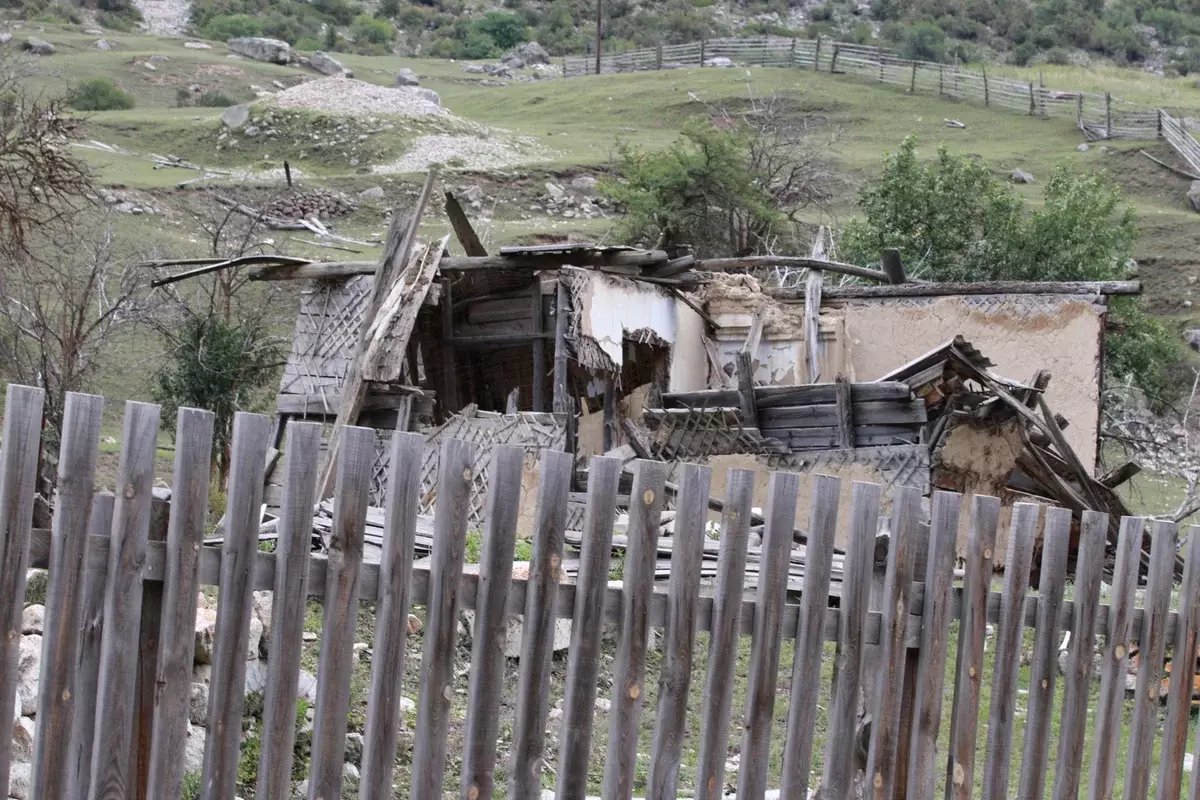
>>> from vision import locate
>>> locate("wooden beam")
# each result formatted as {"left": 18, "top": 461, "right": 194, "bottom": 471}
{"left": 835, "top": 375, "right": 854, "bottom": 449}
{"left": 441, "top": 251, "right": 669, "bottom": 271}
{"left": 440, "top": 278, "right": 459, "bottom": 414}
{"left": 645, "top": 254, "right": 696, "bottom": 279}
{"left": 275, "top": 392, "right": 420, "bottom": 416}
{"left": 1100, "top": 461, "right": 1141, "bottom": 489}
{"left": 532, "top": 280, "right": 546, "bottom": 412}
{"left": 735, "top": 351, "right": 759, "bottom": 430}
{"left": 662, "top": 381, "right": 912, "bottom": 409}
{"left": 769, "top": 280, "right": 1142, "bottom": 301}
{"left": 446, "top": 333, "right": 554, "bottom": 348}
{"left": 697, "top": 255, "right": 892, "bottom": 283}
{"left": 444, "top": 191, "right": 488, "bottom": 257}
{"left": 880, "top": 249, "right": 906, "bottom": 284}
{"left": 552, "top": 280, "right": 571, "bottom": 413}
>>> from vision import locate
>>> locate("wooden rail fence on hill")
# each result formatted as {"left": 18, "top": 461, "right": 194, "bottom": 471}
{"left": 3, "top": 382, "right": 1200, "bottom": 799}
{"left": 562, "top": 35, "right": 1200, "bottom": 176}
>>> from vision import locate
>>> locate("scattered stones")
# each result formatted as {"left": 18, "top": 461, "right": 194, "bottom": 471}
{"left": 243, "top": 125, "right": 259, "bottom": 138}
{"left": 184, "top": 41, "right": 212, "bottom": 49}
{"left": 413, "top": 87, "right": 441, "bottom": 107}
{"left": 21, "top": 605, "right": 43, "bottom": 635}
{"left": 359, "top": 186, "right": 385, "bottom": 201}
{"left": 395, "top": 67, "right": 420, "bottom": 86}
{"left": 221, "top": 103, "right": 251, "bottom": 130}
{"left": 1011, "top": 168, "right": 1036, "bottom": 184}
{"left": 22, "top": 37, "right": 55, "bottom": 55}
{"left": 310, "top": 50, "right": 352, "bottom": 78}
{"left": 268, "top": 77, "right": 445, "bottom": 118}
{"left": 227, "top": 37, "right": 291, "bottom": 64}
{"left": 95, "top": 38, "right": 111, "bottom": 50}
{"left": 263, "top": 188, "right": 358, "bottom": 220}
{"left": 1189, "top": 180, "right": 1200, "bottom": 213}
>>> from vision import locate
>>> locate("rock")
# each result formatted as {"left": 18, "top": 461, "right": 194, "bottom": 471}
{"left": 9, "top": 761, "right": 31, "bottom": 800}
{"left": 545, "top": 182, "right": 566, "bottom": 202}
{"left": 1189, "top": 180, "right": 1200, "bottom": 213}
{"left": 193, "top": 663, "right": 211, "bottom": 685}
{"left": 302, "top": 630, "right": 318, "bottom": 642}
{"left": 595, "top": 697, "right": 611, "bottom": 713}
{"left": 353, "top": 642, "right": 370, "bottom": 660}
{"left": 189, "top": 682, "right": 208, "bottom": 725}
{"left": 0, "top": 32, "right": 11, "bottom": 44}
{"left": 21, "top": 605, "right": 43, "bottom": 635}
{"left": 148, "top": 54, "right": 170, "bottom": 62}
{"left": 343, "top": 762, "right": 360, "bottom": 786}
{"left": 1185, "top": 330, "right": 1200, "bottom": 352}
{"left": 84, "top": 28, "right": 103, "bottom": 35}
{"left": 243, "top": 125, "right": 259, "bottom": 138}
{"left": 310, "top": 50, "right": 351, "bottom": 77}
{"left": 95, "top": 38, "right": 111, "bottom": 50}
{"left": 296, "top": 668, "right": 318, "bottom": 702}
{"left": 22, "top": 38, "right": 55, "bottom": 55}
{"left": 24, "top": 570, "right": 47, "bottom": 606}
{"left": 413, "top": 87, "right": 440, "bottom": 106}
{"left": 571, "top": 175, "right": 598, "bottom": 193}
{"left": 463, "top": 64, "right": 485, "bottom": 74}
{"left": 395, "top": 67, "right": 420, "bottom": 86}
{"left": 1011, "top": 168, "right": 1035, "bottom": 184}
{"left": 17, "top": 635, "right": 40, "bottom": 716}
{"left": 399, "top": 696, "right": 416, "bottom": 716}
{"left": 705, "top": 56, "right": 733, "bottom": 67}
{"left": 184, "top": 41, "right": 212, "bottom": 49}
{"left": 227, "top": 37, "right": 291, "bottom": 64}
{"left": 243, "top": 658, "right": 268, "bottom": 696}
{"left": 221, "top": 103, "right": 250, "bottom": 130}
{"left": 252, "top": 590, "right": 272, "bottom": 652}
{"left": 142, "top": 61, "right": 156, "bottom": 71}
{"left": 1186, "top": 300, "right": 1194, "bottom": 309}
{"left": 1077, "top": 143, "right": 1089, "bottom": 151}
{"left": 407, "top": 613, "right": 423, "bottom": 634}
{"left": 184, "top": 722, "right": 206, "bottom": 774}
{"left": 359, "top": 186, "right": 385, "bottom": 201}
{"left": 345, "top": 732, "right": 365, "bottom": 765}
{"left": 194, "top": 605, "right": 217, "bottom": 664}
{"left": 11, "top": 716, "right": 34, "bottom": 762}
{"left": 503, "top": 41, "right": 550, "bottom": 66}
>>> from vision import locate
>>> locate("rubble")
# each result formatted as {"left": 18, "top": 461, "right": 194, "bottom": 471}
{"left": 266, "top": 77, "right": 446, "bottom": 118}
{"left": 262, "top": 188, "right": 359, "bottom": 220}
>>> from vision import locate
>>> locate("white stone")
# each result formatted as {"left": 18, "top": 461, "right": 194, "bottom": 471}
{"left": 184, "top": 722, "right": 206, "bottom": 774}
{"left": 9, "top": 761, "right": 31, "bottom": 799}
{"left": 395, "top": 67, "right": 420, "bottom": 86}
{"left": 184, "top": 41, "right": 212, "bottom": 49}
{"left": 221, "top": 103, "right": 251, "bottom": 131}
{"left": 11, "top": 716, "right": 34, "bottom": 762}
{"left": 705, "top": 56, "right": 733, "bottom": 67}
{"left": 345, "top": 731, "right": 365, "bottom": 765}
{"left": 1077, "top": 143, "right": 1089, "bottom": 151}
{"left": 545, "top": 182, "right": 566, "bottom": 202}
{"left": 227, "top": 37, "right": 291, "bottom": 64}
{"left": 189, "top": 682, "right": 208, "bottom": 725}
{"left": 21, "top": 605, "right": 44, "bottom": 635}
{"left": 1011, "top": 168, "right": 1035, "bottom": 184}
{"left": 359, "top": 186, "right": 385, "bottom": 201}
{"left": 594, "top": 697, "right": 611, "bottom": 712}
{"left": 95, "top": 38, "right": 111, "bottom": 50}
{"left": 571, "top": 175, "right": 598, "bottom": 193}
{"left": 310, "top": 50, "right": 351, "bottom": 78}
{"left": 194, "top": 605, "right": 217, "bottom": 664}
{"left": 252, "top": 591, "right": 272, "bottom": 653}
{"left": 17, "top": 634, "right": 40, "bottom": 716}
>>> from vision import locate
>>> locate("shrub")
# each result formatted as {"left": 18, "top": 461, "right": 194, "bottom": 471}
{"left": 350, "top": 13, "right": 394, "bottom": 45}
{"left": 471, "top": 10, "right": 526, "bottom": 50}
{"left": 376, "top": 0, "right": 401, "bottom": 19}
{"left": 196, "top": 90, "right": 236, "bottom": 106}
{"left": 461, "top": 26, "right": 498, "bottom": 57}
{"left": 1045, "top": 45, "right": 1073, "bottom": 65}
{"left": 899, "top": 21, "right": 947, "bottom": 62}
{"left": 1011, "top": 40, "right": 1037, "bottom": 66}
{"left": 851, "top": 22, "right": 875, "bottom": 44}
{"left": 201, "top": 12, "right": 264, "bottom": 39}
{"left": 68, "top": 77, "right": 135, "bottom": 111}
{"left": 295, "top": 35, "right": 323, "bottom": 50}
{"left": 810, "top": 2, "right": 833, "bottom": 21}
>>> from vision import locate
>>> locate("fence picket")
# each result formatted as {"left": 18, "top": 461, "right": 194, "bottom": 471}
{"left": 781, "top": 474, "right": 841, "bottom": 798}
{"left": 981, "top": 502, "right": 1039, "bottom": 800}
{"left": 1124, "top": 519, "right": 1178, "bottom": 800}
{"left": 458, "top": 445, "right": 523, "bottom": 800}
{"left": 905, "top": 490, "right": 962, "bottom": 800}
{"left": 256, "top": 421, "right": 323, "bottom": 800}
{"left": 556, "top": 456, "right": 623, "bottom": 800}
{"left": 1017, "top": 506, "right": 1070, "bottom": 800}
{"left": 820, "top": 481, "right": 881, "bottom": 800}
{"left": 509, "top": 449, "right": 573, "bottom": 796}
{"left": 30, "top": 393, "right": 104, "bottom": 800}
{"left": 865, "top": 484, "right": 920, "bottom": 800}
{"left": 946, "top": 494, "right": 1000, "bottom": 800}
{"left": 200, "top": 412, "right": 272, "bottom": 800}
{"left": 307, "top": 425, "right": 375, "bottom": 799}
{"left": 1052, "top": 510, "right": 1108, "bottom": 800}
{"left": 1160, "top": 526, "right": 1200, "bottom": 800}
{"left": 0, "top": 385, "right": 44, "bottom": 800}
{"left": 410, "top": 437, "right": 477, "bottom": 797}
{"left": 88, "top": 401, "right": 161, "bottom": 800}
{"left": 145, "top": 408, "right": 216, "bottom": 800}
{"left": 647, "top": 463, "right": 712, "bottom": 800}
{"left": 602, "top": 459, "right": 669, "bottom": 800}
{"left": 1088, "top": 516, "right": 1144, "bottom": 800}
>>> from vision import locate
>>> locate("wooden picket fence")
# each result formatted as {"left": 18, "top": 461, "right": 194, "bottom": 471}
{"left": 2, "top": 382, "right": 1200, "bottom": 799}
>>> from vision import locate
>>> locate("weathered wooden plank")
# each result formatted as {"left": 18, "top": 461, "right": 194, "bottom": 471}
{"left": 662, "top": 382, "right": 913, "bottom": 411}
{"left": 459, "top": 445, "right": 524, "bottom": 800}
{"left": 199, "top": 412, "right": 271, "bottom": 800}
{"left": 782, "top": 474, "right": 841, "bottom": 798}
{"left": 757, "top": 399, "right": 926, "bottom": 429}
{"left": 444, "top": 190, "right": 487, "bottom": 257}
{"left": 893, "top": 519, "right": 929, "bottom": 800}
{"left": 88, "top": 401, "right": 162, "bottom": 800}
{"left": 29, "top": 393, "right": 103, "bottom": 800}
{"left": 834, "top": 377, "right": 853, "bottom": 448}
{"left": 819, "top": 481, "right": 881, "bottom": 800}
{"left": 0, "top": 385, "right": 44, "bottom": 800}
{"left": 980, "top": 502, "right": 1039, "bottom": 800}
{"left": 736, "top": 351, "right": 759, "bottom": 429}
{"left": 647, "top": 463, "right": 712, "bottom": 800}
{"left": 767, "top": 279, "right": 1141, "bottom": 301}
{"left": 1159, "top": 525, "right": 1200, "bottom": 800}
{"left": 738, "top": 470, "right": 802, "bottom": 800}
{"left": 129, "top": 485, "right": 170, "bottom": 800}
{"left": 69, "top": 493, "right": 115, "bottom": 800}
{"left": 509, "top": 449, "right": 573, "bottom": 796}
{"left": 307, "top": 425, "right": 374, "bottom": 800}
{"left": 865, "top": 484, "right": 920, "bottom": 800}
{"left": 905, "top": 490, "right": 962, "bottom": 800}
{"left": 1124, "top": 519, "right": 1177, "bottom": 800}
{"left": 1087, "top": 516, "right": 1143, "bottom": 800}
{"left": 555, "top": 456, "right": 623, "bottom": 800}
{"left": 255, "top": 421, "right": 323, "bottom": 800}
{"left": 410, "top": 438, "right": 477, "bottom": 797}
{"left": 1017, "top": 506, "right": 1070, "bottom": 800}
{"left": 1052, "top": 510, "right": 1108, "bottom": 800}
{"left": 145, "top": 409, "right": 215, "bottom": 800}
{"left": 603, "top": 460, "right": 669, "bottom": 800}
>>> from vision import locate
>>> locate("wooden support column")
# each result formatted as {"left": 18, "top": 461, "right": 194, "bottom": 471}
{"left": 881, "top": 249, "right": 906, "bottom": 285}
{"left": 552, "top": 279, "right": 570, "bottom": 414}
{"left": 602, "top": 377, "right": 617, "bottom": 452}
{"left": 804, "top": 229, "right": 828, "bottom": 383}
{"left": 532, "top": 280, "right": 546, "bottom": 412}
{"left": 129, "top": 494, "right": 171, "bottom": 800}
{"left": 440, "top": 278, "right": 459, "bottom": 415}
{"left": 735, "top": 351, "right": 759, "bottom": 430}
{"left": 835, "top": 375, "right": 854, "bottom": 450}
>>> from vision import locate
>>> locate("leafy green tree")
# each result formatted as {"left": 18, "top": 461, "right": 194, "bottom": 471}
{"left": 899, "top": 20, "right": 947, "bottom": 62}
{"left": 470, "top": 10, "right": 525, "bottom": 50}
{"left": 351, "top": 12, "right": 395, "bottom": 46}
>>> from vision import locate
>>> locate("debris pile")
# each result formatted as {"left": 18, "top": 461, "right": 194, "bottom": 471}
{"left": 263, "top": 188, "right": 359, "bottom": 220}
{"left": 267, "top": 77, "right": 446, "bottom": 118}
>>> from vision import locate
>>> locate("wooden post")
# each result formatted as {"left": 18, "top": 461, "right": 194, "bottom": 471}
{"left": 1106, "top": 92, "right": 1113, "bottom": 139}
{"left": 813, "top": 35, "right": 820, "bottom": 71}
{"left": 831, "top": 43, "right": 840, "bottom": 72}
{"left": 834, "top": 375, "right": 853, "bottom": 449}
{"left": 531, "top": 280, "right": 545, "bottom": 412}
{"left": 602, "top": 376, "right": 617, "bottom": 452}
{"left": 881, "top": 249, "right": 905, "bottom": 284}
{"left": 789, "top": 37, "right": 796, "bottom": 65}
{"left": 938, "top": 64, "right": 944, "bottom": 96}
{"left": 594, "top": 0, "right": 602, "bottom": 76}
{"left": 1157, "top": 108, "right": 1164, "bottom": 138}
{"left": 878, "top": 46, "right": 884, "bottom": 82}
{"left": 699, "top": 38, "right": 706, "bottom": 67}
{"left": 910, "top": 61, "right": 917, "bottom": 93}
{"left": 804, "top": 229, "right": 827, "bottom": 383}
{"left": 552, "top": 279, "right": 570, "bottom": 413}
{"left": 735, "top": 351, "right": 759, "bottom": 429}
{"left": 1029, "top": 81, "right": 1036, "bottom": 115}
{"left": 1077, "top": 93, "right": 1084, "bottom": 126}
{"left": 893, "top": 520, "right": 930, "bottom": 800}
{"left": 982, "top": 64, "right": 989, "bottom": 106}
{"left": 283, "top": 160, "right": 292, "bottom": 187}
{"left": 440, "top": 278, "right": 458, "bottom": 415}
{"left": 656, "top": 39, "right": 662, "bottom": 69}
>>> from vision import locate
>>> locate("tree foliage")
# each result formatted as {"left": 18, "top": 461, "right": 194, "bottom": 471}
{"left": 68, "top": 77, "right": 136, "bottom": 111}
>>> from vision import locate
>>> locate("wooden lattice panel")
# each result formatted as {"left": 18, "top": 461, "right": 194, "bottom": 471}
{"left": 279, "top": 275, "right": 374, "bottom": 397}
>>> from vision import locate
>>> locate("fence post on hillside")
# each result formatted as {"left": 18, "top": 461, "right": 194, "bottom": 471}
{"left": 700, "top": 38, "right": 706, "bottom": 67}
{"left": 1029, "top": 81, "right": 1035, "bottom": 115}
{"left": 1077, "top": 93, "right": 1084, "bottom": 125}
{"left": 789, "top": 37, "right": 796, "bottom": 66}
{"left": 831, "top": 43, "right": 840, "bottom": 72}
{"left": 910, "top": 61, "right": 917, "bottom": 93}
{"left": 1157, "top": 108, "right": 1164, "bottom": 137}
{"left": 656, "top": 39, "right": 662, "bottom": 70}
{"left": 982, "top": 64, "right": 989, "bottom": 106}
{"left": 562, "top": 56, "right": 567, "bottom": 78}
{"left": 813, "top": 35, "right": 821, "bottom": 70}
{"left": 938, "top": 64, "right": 944, "bottom": 96}
{"left": 1105, "top": 92, "right": 1113, "bottom": 138}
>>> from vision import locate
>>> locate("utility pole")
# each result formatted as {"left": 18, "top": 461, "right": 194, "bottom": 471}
{"left": 594, "top": 0, "right": 602, "bottom": 76}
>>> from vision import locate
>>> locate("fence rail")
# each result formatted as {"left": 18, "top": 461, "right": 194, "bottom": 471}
{"left": 563, "top": 35, "right": 1200, "bottom": 175}
{"left": 4, "top": 383, "right": 1200, "bottom": 799}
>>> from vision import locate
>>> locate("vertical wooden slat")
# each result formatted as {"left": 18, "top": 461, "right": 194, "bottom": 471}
{"left": 459, "top": 445, "right": 524, "bottom": 800}
{"left": 695, "top": 468, "right": 755, "bottom": 800}
{"left": 737, "top": 470, "right": 802, "bottom": 800}
{"left": 865, "top": 484, "right": 920, "bottom": 800}
{"left": 602, "top": 459, "right": 669, "bottom": 800}
{"left": 1160, "top": 526, "right": 1200, "bottom": 800}
{"left": 255, "top": 421, "right": 323, "bottom": 800}
{"left": 361, "top": 431, "right": 424, "bottom": 800}
{"left": 1052, "top": 510, "right": 1108, "bottom": 800}
{"left": 509, "top": 449, "right": 574, "bottom": 796}
{"left": 980, "top": 502, "right": 1039, "bottom": 800}
{"left": 892, "top": 520, "right": 929, "bottom": 800}
{"left": 820, "top": 481, "right": 882, "bottom": 800}
{"left": 552, "top": 279, "right": 570, "bottom": 413}
{"left": 307, "top": 425, "right": 374, "bottom": 800}
{"left": 1087, "top": 515, "right": 1144, "bottom": 800}
{"left": 647, "top": 463, "right": 713, "bottom": 800}
{"left": 0, "top": 384, "right": 44, "bottom": 800}
{"left": 905, "top": 490, "right": 962, "bottom": 800}
{"left": 70, "top": 492, "right": 115, "bottom": 800}
{"left": 532, "top": 280, "right": 546, "bottom": 412}
{"left": 555, "top": 456, "right": 623, "bottom": 800}
{"left": 145, "top": 408, "right": 216, "bottom": 800}
{"left": 781, "top": 474, "right": 841, "bottom": 798}
{"left": 30, "top": 392, "right": 103, "bottom": 800}
{"left": 198, "top": 412, "right": 271, "bottom": 800}
{"left": 1017, "top": 506, "right": 1070, "bottom": 800}
{"left": 129, "top": 491, "right": 170, "bottom": 800}
{"left": 87, "top": 401, "right": 162, "bottom": 800}
{"left": 1124, "top": 519, "right": 1178, "bottom": 800}
{"left": 410, "top": 437, "right": 477, "bottom": 797}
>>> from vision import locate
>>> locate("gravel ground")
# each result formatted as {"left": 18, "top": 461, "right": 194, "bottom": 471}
{"left": 267, "top": 77, "right": 447, "bottom": 118}
{"left": 375, "top": 132, "right": 554, "bottom": 173}
{"left": 134, "top": 0, "right": 189, "bottom": 36}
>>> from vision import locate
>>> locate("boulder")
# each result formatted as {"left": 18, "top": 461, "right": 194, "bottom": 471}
{"left": 1011, "top": 168, "right": 1035, "bottom": 184}
{"left": 227, "top": 37, "right": 291, "bottom": 64}
{"left": 221, "top": 103, "right": 251, "bottom": 130}
{"left": 21, "top": 605, "right": 43, "bottom": 635}
{"left": 189, "top": 682, "right": 208, "bottom": 725}
{"left": 310, "top": 50, "right": 351, "bottom": 77}
{"left": 1076, "top": 143, "right": 1089, "bottom": 152}
{"left": 95, "top": 38, "right": 111, "bottom": 50}
{"left": 395, "top": 67, "right": 420, "bottom": 86}
{"left": 17, "top": 634, "right": 40, "bottom": 716}
{"left": 1189, "top": 180, "right": 1200, "bottom": 213}
{"left": 9, "top": 761, "right": 31, "bottom": 800}
{"left": 503, "top": 41, "right": 550, "bottom": 66}
{"left": 22, "top": 37, "right": 55, "bottom": 55}
{"left": 571, "top": 175, "right": 598, "bottom": 193}
{"left": 184, "top": 41, "right": 212, "bottom": 49}
{"left": 11, "top": 716, "right": 34, "bottom": 762}
{"left": 184, "top": 723, "right": 206, "bottom": 774}
{"left": 194, "top": 605, "right": 217, "bottom": 664}
{"left": 345, "top": 732, "right": 365, "bottom": 766}
{"left": 462, "top": 63, "right": 485, "bottom": 74}
{"left": 1186, "top": 330, "right": 1200, "bottom": 352}
{"left": 705, "top": 56, "right": 733, "bottom": 67}
{"left": 545, "top": 182, "right": 566, "bottom": 202}
{"left": 359, "top": 186, "right": 385, "bottom": 201}
{"left": 413, "top": 87, "right": 441, "bottom": 106}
